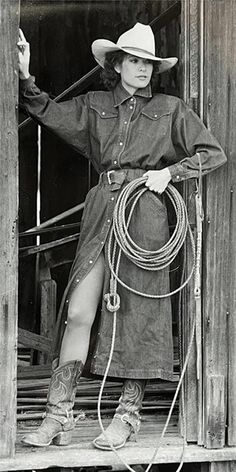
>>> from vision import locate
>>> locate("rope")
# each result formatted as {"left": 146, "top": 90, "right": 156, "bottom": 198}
{"left": 106, "top": 178, "right": 195, "bottom": 304}
{"left": 97, "top": 177, "right": 202, "bottom": 472}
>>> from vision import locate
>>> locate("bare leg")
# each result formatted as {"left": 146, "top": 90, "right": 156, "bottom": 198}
{"left": 59, "top": 253, "right": 105, "bottom": 365}
{"left": 21, "top": 254, "right": 105, "bottom": 447}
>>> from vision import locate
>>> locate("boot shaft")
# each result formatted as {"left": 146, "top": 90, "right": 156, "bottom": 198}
{"left": 46, "top": 358, "right": 84, "bottom": 417}
{"left": 116, "top": 379, "right": 147, "bottom": 433}
{"left": 21, "top": 359, "right": 84, "bottom": 448}
{"left": 117, "top": 379, "right": 146, "bottom": 414}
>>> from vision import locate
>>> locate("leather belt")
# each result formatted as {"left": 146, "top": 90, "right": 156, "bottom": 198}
{"left": 99, "top": 169, "right": 146, "bottom": 191}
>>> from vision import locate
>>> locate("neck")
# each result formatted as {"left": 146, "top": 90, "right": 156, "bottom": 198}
{"left": 121, "top": 81, "right": 137, "bottom": 96}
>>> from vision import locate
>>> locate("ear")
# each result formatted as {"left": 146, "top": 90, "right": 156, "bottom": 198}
{"left": 114, "top": 64, "right": 121, "bottom": 74}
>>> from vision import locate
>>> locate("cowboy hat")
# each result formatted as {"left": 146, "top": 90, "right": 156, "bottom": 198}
{"left": 91, "top": 22, "right": 178, "bottom": 73}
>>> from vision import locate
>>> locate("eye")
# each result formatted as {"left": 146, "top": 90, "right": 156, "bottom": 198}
{"left": 129, "top": 57, "right": 138, "bottom": 63}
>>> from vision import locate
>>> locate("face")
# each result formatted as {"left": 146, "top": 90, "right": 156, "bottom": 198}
{"left": 115, "top": 54, "right": 153, "bottom": 95}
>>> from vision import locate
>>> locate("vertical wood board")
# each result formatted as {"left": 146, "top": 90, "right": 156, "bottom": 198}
{"left": 226, "top": 0, "right": 236, "bottom": 447}
{"left": 202, "top": 0, "right": 230, "bottom": 449}
{"left": 0, "top": 0, "right": 19, "bottom": 458}
{"left": 205, "top": 375, "right": 225, "bottom": 449}
{"left": 210, "top": 462, "right": 236, "bottom": 472}
{"left": 180, "top": 0, "right": 201, "bottom": 443}
{"left": 39, "top": 279, "right": 57, "bottom": 364}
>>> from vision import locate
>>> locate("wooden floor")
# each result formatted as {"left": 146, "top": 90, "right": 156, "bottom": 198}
{"left": 1, "top": 414, "right": 236, "bottom": 471}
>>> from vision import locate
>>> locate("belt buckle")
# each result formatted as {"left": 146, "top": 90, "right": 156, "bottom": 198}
{"left": 107, "top": 170, "right": 115, "bottom": 185}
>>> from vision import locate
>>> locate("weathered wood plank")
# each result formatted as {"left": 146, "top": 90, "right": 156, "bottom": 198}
{"left": 39, "top": 279, "right": 57, "bottom": 364}
{"left": 18, "top": 328, "right": 52, "bottom": 354}
{"left": 181, "top": 225, "right": 198, "bottom": 442}
{"left": 17, "top": 364, "right": 52, "bottom": 379}
{"left": 2, "top": 440, "right": 236, "bottom": 472}
{"left": 205, "top": 375, "right": 225, "bottom": 448}
{"left": 226, "top": 0, "right": 236, "bottom": 448}
{"left": 203, "top": 0, "right": 230, "bottom": 449}
{"left": 20, "top": 232, "right": 80, "bottom": 257}
{"left": 210, "top": 462, "right": 236, "bottom": 472}
{"left": 180, "top": 0, "right": 200, "bottom": 443}
{"left": 0, "top": 0, "right": 19, "bottom": 458}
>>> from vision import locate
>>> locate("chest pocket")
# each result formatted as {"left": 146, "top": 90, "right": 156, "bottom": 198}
{"left": 140, "top": 110, "right": 171, "bottom": 139}
{"left": 89, "top": 103, "right": 118, "bottom": 139}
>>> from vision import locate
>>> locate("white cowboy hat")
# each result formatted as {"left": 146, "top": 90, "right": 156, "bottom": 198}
{"left": 91, "top": 22, "right": 178, "bottom": 73}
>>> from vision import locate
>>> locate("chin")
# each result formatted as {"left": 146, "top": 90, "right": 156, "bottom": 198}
{"left": 137, "top": 82, "right": 149, "bottom": 88}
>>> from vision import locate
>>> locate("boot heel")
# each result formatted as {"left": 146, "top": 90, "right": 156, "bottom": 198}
{"left": 53, "top": 430, "right": 72, "bottom": 446}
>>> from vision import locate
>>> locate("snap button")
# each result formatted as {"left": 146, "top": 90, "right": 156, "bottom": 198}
{"left": 102, "top": 111, "right": 105, "bottom": 116}
{"left": 107, "top": 219, "right": 111, "bottom": 223}
{"left": 119, "top": 142, "right": 123, "bottom": 146}
{"left": 176, "top": 175, "right": 180, "bottom": 180}
{"left": 111, "top": 197, "right": 114, "bottom": 201}
{"left": 129, "top": 106, "right": 133, "bottom": 110}
{"left": 124, "top": 121, "right": 128, "bottom": 125}
{"left": 114, "top": 160, "right": 117, "bottom": 164}
{"left": 89, "top": 260, "right": 93, "bottom": 264}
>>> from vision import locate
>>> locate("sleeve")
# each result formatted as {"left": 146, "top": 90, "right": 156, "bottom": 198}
{"left": 19, "top": 76, "right": 90, "bottom": 159}
{"left": 166, "top": 99, "right": 227, "bottom": 182}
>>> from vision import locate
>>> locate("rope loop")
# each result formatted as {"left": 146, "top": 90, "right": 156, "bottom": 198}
{"left": 104, "top": 292, "right": 121, "bottom": 312}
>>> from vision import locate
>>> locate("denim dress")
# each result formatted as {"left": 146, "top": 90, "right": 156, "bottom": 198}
{"left": 20, "top": 78, "right": 227, "bottom": 380}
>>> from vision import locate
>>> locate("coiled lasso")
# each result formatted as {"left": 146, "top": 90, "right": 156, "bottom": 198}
{"left": 105, "top": 177, "right": 195, "bottom": 308}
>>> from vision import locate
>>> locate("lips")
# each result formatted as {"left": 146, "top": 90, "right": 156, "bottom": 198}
{"left": 136, "top": 76, "right": 147, "bottom": 79}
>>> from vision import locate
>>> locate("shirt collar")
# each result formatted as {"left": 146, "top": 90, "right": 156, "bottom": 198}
{"left": 113, "top": 81, "right": 152, "bottom": 107}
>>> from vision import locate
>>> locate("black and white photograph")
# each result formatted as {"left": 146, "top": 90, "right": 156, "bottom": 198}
{"left": 0, "top": 1, "right": 235, "bottom": 471}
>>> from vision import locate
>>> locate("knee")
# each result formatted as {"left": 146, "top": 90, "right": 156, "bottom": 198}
{"left": 67, "top": 304, "right": 94, "bottom": 331}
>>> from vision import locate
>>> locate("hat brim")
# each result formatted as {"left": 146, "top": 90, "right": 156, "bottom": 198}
{"left": 91, "top": 39, "right": 178, "bottom": 73}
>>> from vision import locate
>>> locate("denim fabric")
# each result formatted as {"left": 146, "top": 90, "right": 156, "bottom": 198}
{"left": 20, "top": 78, "right": 227, "bottom": 379}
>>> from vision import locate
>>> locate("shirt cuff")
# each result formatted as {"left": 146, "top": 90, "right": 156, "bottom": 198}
{"left": 168, "top": 163, "right": 185, "bottom": 182}
{"left": 20, "top": 75, "right": 36, "bottom": 91}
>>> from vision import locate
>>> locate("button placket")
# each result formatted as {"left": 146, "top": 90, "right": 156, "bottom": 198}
{"left": 116, "top": 100, "right": 135, "bottom": 167}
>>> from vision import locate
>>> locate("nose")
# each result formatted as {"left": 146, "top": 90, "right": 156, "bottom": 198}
{"left": 139, "top": 61, "right": 147, "bottom": 71}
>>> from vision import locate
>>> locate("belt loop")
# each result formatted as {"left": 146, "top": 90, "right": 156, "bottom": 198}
{"left": 107, "top": 170, "right": 115, "bottom": 185}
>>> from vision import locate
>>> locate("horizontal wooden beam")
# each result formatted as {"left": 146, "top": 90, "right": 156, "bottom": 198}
{"left": 1, "top": 443, "right": 236, "bottom": 471}
{"left": 20, "top": 232, "right": 80, "bottom": 257}
{"left": 17, "top": 364, "right": 52, "bottom": 379}
{"left": 18, "top": 328, "right": 52, "bottom": 354}
{"left": 25, "top": 202, "right": 84, "bottom": 234}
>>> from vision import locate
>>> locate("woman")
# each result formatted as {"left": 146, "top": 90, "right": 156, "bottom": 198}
{"left": 18, "top": 23, "right": 226, "bottom": 449}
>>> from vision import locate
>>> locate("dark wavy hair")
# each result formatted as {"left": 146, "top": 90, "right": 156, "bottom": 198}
{"left": 100, "top": 50, "right": 161, "bottom": 91}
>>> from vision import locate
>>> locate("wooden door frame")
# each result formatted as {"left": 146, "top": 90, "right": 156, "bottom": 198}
{"left": 0, "top": 0, "right": 19, "bottom": 458}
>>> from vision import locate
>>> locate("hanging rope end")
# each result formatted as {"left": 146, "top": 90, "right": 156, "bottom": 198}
{"left": 104, "top": 292, "right": 121, "bottom": 312}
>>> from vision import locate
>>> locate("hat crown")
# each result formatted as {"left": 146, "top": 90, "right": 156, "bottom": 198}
{"left": 117, "top": 23, "right": 155, "bottom": 56}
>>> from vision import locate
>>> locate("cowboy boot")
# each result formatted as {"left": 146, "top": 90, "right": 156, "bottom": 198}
{"left": 21, "top": 358, "right": 83, "bottom": 447}
{"left": 93, "top": 379, "right": 146, "bottom": 450}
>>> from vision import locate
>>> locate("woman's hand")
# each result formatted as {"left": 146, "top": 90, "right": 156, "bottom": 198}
{"left": 17, "top": 29, "right": 30, "bottom": 79}
{"left": 143, "top": 168, "right": 171, "bottom": 193}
